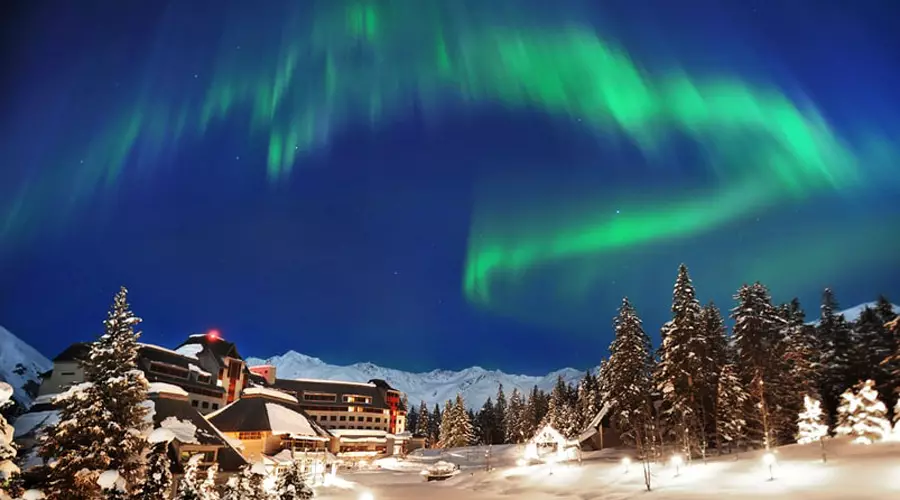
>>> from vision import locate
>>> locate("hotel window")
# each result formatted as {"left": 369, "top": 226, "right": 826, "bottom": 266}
{"left": 341, "top": 395, "right": 372, "bottom": 404}
{"left": 366, "top": 417, "right": 373, "bottom": 422}
{"left": 201, "top": 401, "right": 209, "bottom": 409}
{"left": 348, "top": 416, "right": 355, "bottom": 422}
{"left": 212, "top": 403, "right": 219, "bottom": 410}
{"left": 149, "top": 362, "right": 189, "bottom": 379}
{"left": 191, "top": 400, "right": 198, "bottom": 407}
{"left": 330, "top": 416, "right": 337, "bottom": 421}
{"left": 375, "top": 418, "right": 381, "bottom": 423}
{"left": 61, "top": 372, "right": 75, "bottom": 376}
{"left": 339, "top": 416, "right": 346, "bottom": 421}
{"left": 238, "top": 431, "right": 262, "bottom": 440}
{"left": 303, "top": 392, "right": 337, "bottom": 402}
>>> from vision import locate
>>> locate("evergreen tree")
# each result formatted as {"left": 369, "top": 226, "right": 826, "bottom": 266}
{"left": 715, "top": 361, "right": 749, "bottom": 452}
{"left": 275, "top": 459, "right": 314, "bottom": 500}
{"left": 429, "top": 404, "right": 442, "bottom": 446}
{"left": 199, "top": 466, "right": 219, "bottom": 500}
{"left": 700, "top": 303, "right": 728, "bottom": 453}
{"left": 235, "top": 464, "right": 269, "bottom": 500}
{"left": 0, "top": 383, "right": 18, "bottom": 500}
{"left": 406, "top": 404, "right": 419, "bottom": 438}
{"left": 782, "top": 299, "right": 821, "bottom": 401}
{"left": 546, "top": 376, "right": 576, "bottom": 437}
{"left": 177, "top": 455, "right": 203, "bottom": 500}
{"left": 575, "top": 373, "right": 599, "bottom": 434}
{"left": 818, "top": 288, "right": 853, "bottom": 417}
{"left": 220, "top": 477, "right": 240, "bottom": 500}
{"left": 135, "top": 442, "right": 173, "bottom": 500}
{"left": 796, "top": 395, "right": 829, "bottom": 462}
{"left": 439, "top": 400, "right": 453, "bottom": 447}
{"left": 893, "top": 399, "right": 900, "bottom": 435}
{"left": 875, "top": 294, "right": 897, "bottom": 324}
{"left": 477, "top": 398, "right": 496, "bottom": 446}
{"left": 835, "top": 380, "right": 890, "bottom": 444}
{"left": 39, "top": 287, "right": 150, "bottom": 499}
{"left": 505, "top": 390, "right": 525, "bottom": 444}
{"left": 604, "top": 298, "right": 655, "bottom": 450}
{"left": 493, "top": 385, "right": 508, "bottom": 444}
{"left": 467, "top": 409, "right": 480, "bottom": 446}
{"left": 655, "top": 264, "right": 707, "bottom": 457}
{"left": 415, "top": 402, "right": 430, "bottom": 444}
{"left": 731, "top": 282, "right": 784, "bottom": 449}
{"left": 852, "top": 306, "right": 895, "bottom": 398}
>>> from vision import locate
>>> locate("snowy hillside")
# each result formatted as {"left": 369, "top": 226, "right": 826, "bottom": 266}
{"left": 246, "top": 351, "right": 586, "bottom": 409}
{"left": 808, "top": 301, "right": 898, "bottom": 325}
{"left": 0, "top": 326, "right": 51, "bottom": 408}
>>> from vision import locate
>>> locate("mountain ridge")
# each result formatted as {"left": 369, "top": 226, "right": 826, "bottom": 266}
{"left": 246, "top": 350, "right": 588, "bottom": 409}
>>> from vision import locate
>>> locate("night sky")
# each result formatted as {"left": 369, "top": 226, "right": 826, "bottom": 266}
{"left": 1, "top": 0, "right": 899, "bottom": 375}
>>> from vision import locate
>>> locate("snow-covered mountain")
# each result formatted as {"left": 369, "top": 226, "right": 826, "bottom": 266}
{"left": 0, "top": 325, "right": 52, "bottom": 408}
{"left": 807, "top": 301, "right": 898, "bottom": 325}
{"left": 246, "top": 351, "right": 586, "bottom": 410}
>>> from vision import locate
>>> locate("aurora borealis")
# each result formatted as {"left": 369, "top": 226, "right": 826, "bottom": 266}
{"left": 1, "top": 0, "right": 899, "bottom": 372}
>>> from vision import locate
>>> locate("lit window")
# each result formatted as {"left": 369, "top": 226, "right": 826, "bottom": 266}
{"left": 238, "top": 431, "right": 262, "bottom": 440}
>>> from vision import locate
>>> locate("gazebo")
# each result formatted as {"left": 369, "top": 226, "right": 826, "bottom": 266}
{"left": 523, "top": 424, "right": 581, "bottom": 464}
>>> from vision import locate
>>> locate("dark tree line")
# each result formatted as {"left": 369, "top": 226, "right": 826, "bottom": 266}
{"left": 411, "top": 266, "right": 898, "bottom": 457}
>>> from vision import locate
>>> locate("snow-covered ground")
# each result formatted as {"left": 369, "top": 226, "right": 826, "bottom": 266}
{"left": 311, "top": 439, "right": 900, "bottom": 500}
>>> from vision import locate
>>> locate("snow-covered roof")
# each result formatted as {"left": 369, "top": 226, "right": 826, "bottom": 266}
{"left": 284, "top": 377, "right": 376, "bottom": 388}
{"left": 265, "top": 403, "right": 329, "bottom": 441}
{"left": 12, "top": 410, "right": 59, "bottom": 439}
{"left": 159, "top": 416, "right": 199, "bottom": 444}
{"left": 243, "top": 386, "right": 298, "bottom": 404}
{"left": 174, "top": 344, "right": 203, "bottom": 360}
{"left": 147, "top": 382, "right": 189, "bottom": 397}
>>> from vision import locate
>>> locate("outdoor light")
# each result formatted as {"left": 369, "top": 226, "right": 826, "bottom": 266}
{"left": 671, "top": 454, "right": 683, "bottom": 477}
{"left": 516, "top": 458, "right": 528, "bottom": 467}
{"left": 762, "top": 452, "right": 776, "bottom": 481}
{"left": 621, "top": 457, "right": 631, "bottom": 473}
{"left": 358, "top": 493, "right": 375, "bottom": 500}
{"left": 207, "top": 329, "right": 220, "bottom": 340}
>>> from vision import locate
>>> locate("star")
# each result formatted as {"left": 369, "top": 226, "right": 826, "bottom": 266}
{"left": 392, "top": 271, "right": 399, "bottom": 275}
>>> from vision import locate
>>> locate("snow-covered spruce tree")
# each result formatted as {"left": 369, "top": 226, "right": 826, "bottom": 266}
{"left": 835, "top": 380, "right": 890, "bottom": 444}
{"left": 231, "top": 464, "right": 269, "bottom": 500}
{"left": 0, "top": 383, "right": 19, "bottom": 500}
{"left": 220, "top": 477, "right": 240, "bottom": 500}
{"left": 415, "top": 401, "right": 430, "bottom": 445}
{"left": 655, "top": 264, "right": 708, "bottom": 459}
{"left": 39, "top": 286, "right": 150, "bottom": 499}
{"left": 493, "top": 385, "right": 508, "bottom": 445}
{"left": 700, "top": 303, "right": 729, "bottom": 454}
{"left": 875, "top": 294, "right": 897, "bottom": 324}
{"left": 200, "top": 466, "right": 219, "bottom": 500}
{"left": 275, "top": 459, "right": 314, "bottom": 500}
{"left": 135, "top": 441, "right": 173, "bottom": 500}
{"left": 177, "top": 455, "right": 203, "bottom": 500}
{"left": 731, "top": 282, "right": 785, "bottom": 449}
{"left": 429, "top": 404, "right": 442, "bottom": 446}
{"left": 477, "top": 397, "right": 496, "bottom": 446}
{"left": 439, "top": 400, "right": 453, "bottom": 447}
{"left": 715, "top": 361, "right": 749, "bottom": 454}
{"left": 447, "top": 395, "right": 474, "bottom": 448}
{"left": 782, "top": 299, "right": 821, "bottom": 402}
{"left": 604, "top": 298, "right": 655, "bottom": 455}
{"left": 796, "top": 395, "right": 829, "bottom": 462}
{"left": 505, "top": 390, "right": 524, "bottom": 444}
{"left": 546, "top": 376, "right": 574, "bottom": 437}
{"left": 576, "top": 371, "right": 601, "bottom": 431}
{"left": 894, "top": 398, "right": 900, "bottom": 436}
{"left": 467, "top": 409, "right": 480, "bottom": 446}
{"left": 818, "top": 288, "right": 853, "bottom": 418}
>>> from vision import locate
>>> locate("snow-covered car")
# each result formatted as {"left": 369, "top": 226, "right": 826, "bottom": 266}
{"left": 420, "top": 460, "right": 460, "bottom": 481}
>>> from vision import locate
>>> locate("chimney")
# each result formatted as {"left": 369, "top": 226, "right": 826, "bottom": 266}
{"left": 249, "top": 365, "right": 277, "bottom": 385}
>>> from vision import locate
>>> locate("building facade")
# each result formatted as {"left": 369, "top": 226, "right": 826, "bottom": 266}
{"left": 249, "top": 366, "right": 407, "bottom": 435}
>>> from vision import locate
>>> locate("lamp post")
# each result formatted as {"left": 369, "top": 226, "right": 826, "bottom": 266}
{"left": 621, "top": 457, "right": 631, "bottom": 474}
{"left": 762, "top": 452, "right": 776, "bottom": 481}
{"left": 671, "top": 454, "right": 683, "bottom": 477}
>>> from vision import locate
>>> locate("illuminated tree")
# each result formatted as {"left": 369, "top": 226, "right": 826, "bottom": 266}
{"left": 835, "top": 380, "right": 890, "bottom": 445}
{"left": 796, "top": 395, "right": 829, "bottom": 462}
{"left": 715, "top": 361, "right": 749, "bottom": 454}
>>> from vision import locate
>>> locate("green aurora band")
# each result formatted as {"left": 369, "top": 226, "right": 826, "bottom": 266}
{"left": 3, "top": 1, "right": 895, "bottom": 314}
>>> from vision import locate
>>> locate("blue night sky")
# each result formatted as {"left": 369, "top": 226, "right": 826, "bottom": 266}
{"left": 1, "top": 0, "right": 899, "bottom": 375}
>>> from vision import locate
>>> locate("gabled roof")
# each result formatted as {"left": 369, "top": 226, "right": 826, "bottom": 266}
{"left": 149, "top": 393, "right": 247, "bottom": 472}
{"left": 52, "top": 343, "right": 90, "bottom": 362}
{"left": 207, "top": 393, "right": 332, "bottom": 440}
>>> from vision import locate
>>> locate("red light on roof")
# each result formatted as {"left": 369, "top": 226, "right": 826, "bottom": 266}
{"left": 207, "top": 329, "right": 220, "bottom": 340}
